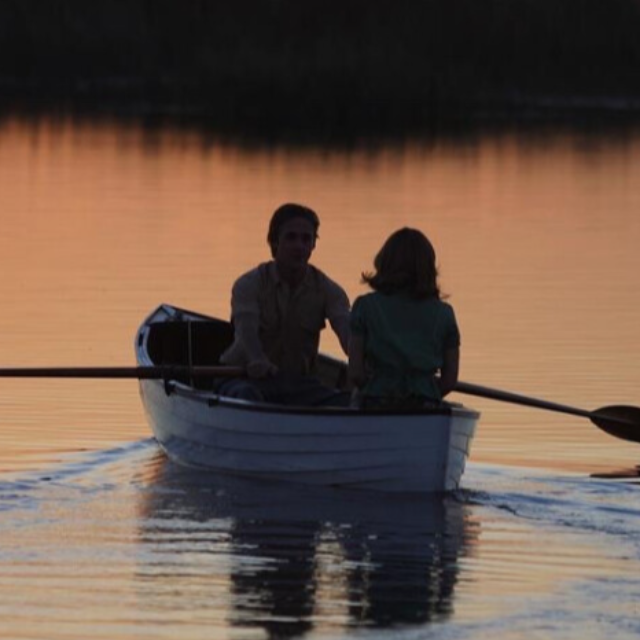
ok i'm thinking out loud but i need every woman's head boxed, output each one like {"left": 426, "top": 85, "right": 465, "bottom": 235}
{"left": 363, "top": 227, "right": 440, "bottom": 298}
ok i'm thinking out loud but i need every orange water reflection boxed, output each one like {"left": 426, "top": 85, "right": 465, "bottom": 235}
{"left": 1, "top": 116, "right": 640, "bottom": 475}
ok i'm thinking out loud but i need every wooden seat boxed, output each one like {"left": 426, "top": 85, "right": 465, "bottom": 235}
{"left": 146, "top": 320, "right": 234, "bottom": 388}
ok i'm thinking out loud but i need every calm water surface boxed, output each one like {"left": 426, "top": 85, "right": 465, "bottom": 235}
{"left": 1, "top": 116, "right": 640, "bottom": 639}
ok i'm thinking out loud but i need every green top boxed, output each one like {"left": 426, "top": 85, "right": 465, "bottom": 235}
{"left": 350, "top": 292, "right": 460, "bottom": 401}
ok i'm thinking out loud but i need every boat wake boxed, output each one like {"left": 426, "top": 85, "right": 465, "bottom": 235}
{"left": 0, "top": 439, "right": 157, "bottom": 512}
{"left": 1, "top": 451, "right": 640, "bottom": 639}
{"left": 464, "top": 463, "right": 640, "bottom": 552}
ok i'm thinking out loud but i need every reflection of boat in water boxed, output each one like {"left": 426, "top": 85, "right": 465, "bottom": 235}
{"left": 138, "top": 455, "right": 478, "bottom": 637}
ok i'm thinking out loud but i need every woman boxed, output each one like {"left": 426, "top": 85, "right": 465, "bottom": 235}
{"left": 349, "top": 228, "right": 460, "bottom": 409}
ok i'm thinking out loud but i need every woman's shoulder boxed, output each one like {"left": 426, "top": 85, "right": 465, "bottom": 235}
{"left": 353, "top": 291, "right": 378, "bottom": 301}
{"left": 351, "top": 291, "right": 382, "bottom": 317}
{"left": 429, "top": 297, "right": 456, "bottom": 316}
{"left": 352, "top": 291, "right": 383, "bottom": 307}
{"left": 432, "top": 299, "right": 459, "bottom": 331}
{"left": 434, "top": 297, "right": 455, "bottom": 310}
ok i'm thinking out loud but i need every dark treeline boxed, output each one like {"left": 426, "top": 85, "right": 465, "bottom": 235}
{"left": 1, "top": 0, "right": 640, "bottom": 136}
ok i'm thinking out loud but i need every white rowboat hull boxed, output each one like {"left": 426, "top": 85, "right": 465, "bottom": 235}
{"left": 136, "top": 304, "right": 479, "bottom": 493}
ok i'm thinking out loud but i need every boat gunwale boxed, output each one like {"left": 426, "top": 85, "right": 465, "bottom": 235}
{"left": 136, "top": 303, "right": 481, "bottom": 421}
{"left": 140, "top": 377, "right": 480, "bottom": 420}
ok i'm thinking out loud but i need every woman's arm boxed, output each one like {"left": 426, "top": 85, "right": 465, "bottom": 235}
{"left": 348, "top": 334, "right": 367, "bottom": 389}
{"left": 438, "top": 347, "right": 460, "bottom": 397}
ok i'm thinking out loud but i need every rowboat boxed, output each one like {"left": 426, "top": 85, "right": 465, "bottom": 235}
{"left": 135, "top": 303, "right": 480, "bottom": 492}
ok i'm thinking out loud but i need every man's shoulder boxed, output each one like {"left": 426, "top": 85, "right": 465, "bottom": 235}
{"left": 233, "top": 262, "right": 273, "bottom": 289}
{"left": 307, "top": 265, "right": 350, "bottom": 320}
{"left": 308, "top": 264, "right": 346, "bottom": 293}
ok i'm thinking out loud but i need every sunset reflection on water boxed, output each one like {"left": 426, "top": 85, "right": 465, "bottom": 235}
{"left": 0, "top": 116, "right": 639, "bottom": 474}
{"left": 2, "top": 116, "right": 640, "bottom": 640}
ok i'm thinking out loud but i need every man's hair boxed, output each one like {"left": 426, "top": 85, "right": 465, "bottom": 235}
{"left": 267, "top": 203, "right": 320, "bottom": 257}
{"left": 362, "top": 227, "right": 441, "bottom": 299}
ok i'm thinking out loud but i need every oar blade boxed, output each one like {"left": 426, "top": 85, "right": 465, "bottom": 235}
{"left": 591, "top": 405, "right": 640, "bottom": 444}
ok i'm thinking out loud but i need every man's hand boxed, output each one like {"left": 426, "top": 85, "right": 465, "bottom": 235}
{"left": 247, "top": 359, "right": 278, "bottom": 379}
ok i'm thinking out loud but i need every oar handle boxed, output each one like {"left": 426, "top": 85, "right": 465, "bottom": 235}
{"left": 454, "top": 381, "right": 593, "bottom": 419}
{"left": 0, "top": 366, "right": 246, "bottom": 379}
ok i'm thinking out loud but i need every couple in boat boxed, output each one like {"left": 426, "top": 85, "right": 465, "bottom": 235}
{"left": 217, "top": 203, "right": 460, "bottom": 410}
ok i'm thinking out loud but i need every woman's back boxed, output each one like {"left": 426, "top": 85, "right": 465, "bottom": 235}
{"left": 350, "top": 291, "right": 459, "bottom": 401}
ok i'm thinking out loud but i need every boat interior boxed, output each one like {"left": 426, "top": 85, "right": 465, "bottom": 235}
{"left": 144, "top": 319, "right": 349, "bottom": 391}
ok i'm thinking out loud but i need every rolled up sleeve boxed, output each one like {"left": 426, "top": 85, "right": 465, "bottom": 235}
{"left": 231, "top": 271, "right": 261, "bottom": 320}
{"left": 325, "top": 278, "right": 350, "bottom": 326}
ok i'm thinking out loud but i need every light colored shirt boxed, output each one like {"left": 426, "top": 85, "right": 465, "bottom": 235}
{"left": 350, "top": 291, "right": 460, "bottom": 400}
{"left": 221, "top": 262, "right": 350, "bottom": 375}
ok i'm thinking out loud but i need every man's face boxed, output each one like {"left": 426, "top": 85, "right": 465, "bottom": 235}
{"left": 274, "top": 218, "right": 316, "bottom": 270}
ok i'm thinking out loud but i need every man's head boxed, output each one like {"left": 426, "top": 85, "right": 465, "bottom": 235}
{"left": 267, "top": 203, "right": 320, "bottom": 265}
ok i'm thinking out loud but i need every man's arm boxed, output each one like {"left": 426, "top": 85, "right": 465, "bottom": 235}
{"left": 329, "top": 314, "right": 350, "bottom": 356}
{"left": 325, "top": 277, "right": 351, "bottom": 356}
{"left": 232, "top": 314, "right": 277, "bottom": 378}
{"left": 222, "top": 272, "right": 277, "bottom": 378}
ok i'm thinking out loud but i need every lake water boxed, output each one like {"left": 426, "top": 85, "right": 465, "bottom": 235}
{"left": 1, "top": 115, "right": 640, "bottom": 639}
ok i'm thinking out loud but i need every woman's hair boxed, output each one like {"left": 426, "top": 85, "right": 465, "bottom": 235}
{"left": 267, "top": 203, "right": 320, "bottom": 257}
{"left": 362, "top": 227, "right": 441, "bottom": 299}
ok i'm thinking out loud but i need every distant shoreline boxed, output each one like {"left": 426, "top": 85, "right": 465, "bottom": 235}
{"left": 3, "top": 79, "right": 640, "bottom": 141}
{"left": 2, "top": 0, "right": 640, "bottom": 138}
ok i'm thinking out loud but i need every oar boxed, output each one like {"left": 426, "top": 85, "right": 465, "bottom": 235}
{"left": 2, "top": 367, "right": 638, "bottom": 443}
{"left": 455, "top": 380, "right": 640, "bottom": 444}
{"left": 0, "top": 366, "right": 245, "bottom": 379}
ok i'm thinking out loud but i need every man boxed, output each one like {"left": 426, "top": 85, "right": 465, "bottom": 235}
{"left": 218, "top": 203, "right": 350, "bottom": 405}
